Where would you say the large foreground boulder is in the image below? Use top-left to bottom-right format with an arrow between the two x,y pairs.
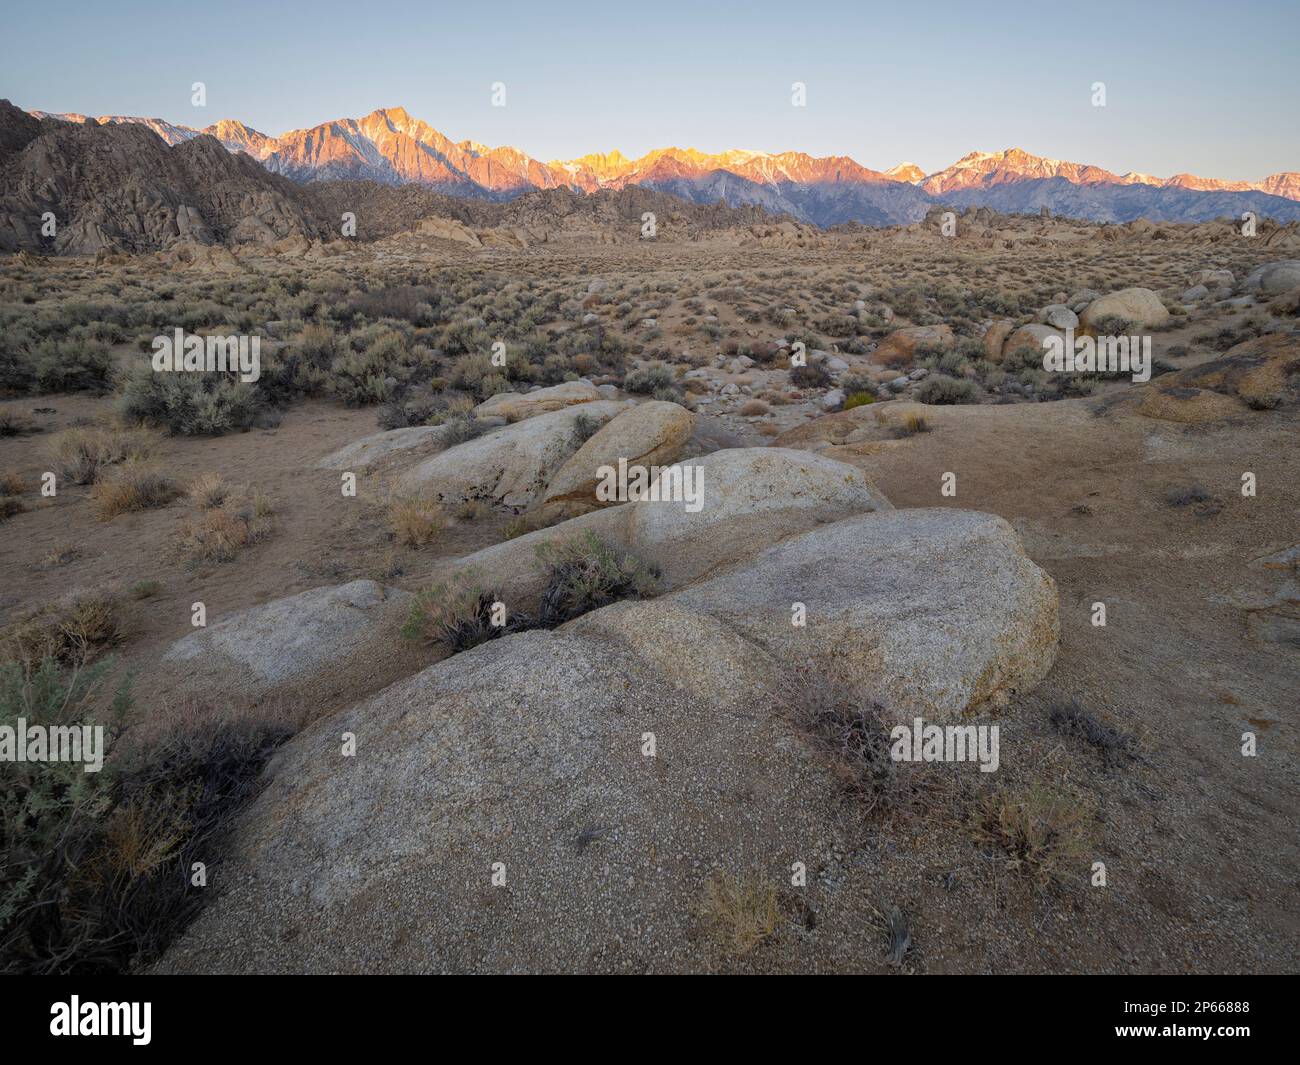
665,508 -> 1059,720
396,400 -> 631,509
155,627 -> 843,974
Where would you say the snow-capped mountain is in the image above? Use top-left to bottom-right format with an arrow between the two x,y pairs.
21,107 -> 1300,225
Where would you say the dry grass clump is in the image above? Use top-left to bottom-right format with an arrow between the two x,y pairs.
187,472 -> 231,510
402,570 -> 510,652
696,872 -> 782,958
47,423 -> 161,485
0,496 -> 24,522
0,470 -> 26,495
972,784 -> 1092,888
0,593 -> 124,666
454,499 -> 489,521
91,463 -> 181,521
387,496 -> 448,546
0,410 -> 37,436
737,399 -> 771,417
41,543 -> 80,567
177,486 -> 275,563
889,411 -> 931,437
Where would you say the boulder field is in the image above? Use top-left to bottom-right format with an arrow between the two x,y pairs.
155,436 -> 1059,973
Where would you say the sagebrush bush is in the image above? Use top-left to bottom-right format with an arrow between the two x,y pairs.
914,374 -> 978,405
178,492 -> 274,563
402,572 -> 511,651
789,362 -> 832,389
624,361 -> 675,395
47,423 -> 159,485
119,364 -> 261,435
187,472 -> 230,510
0,411 -> 36,437
534,532 -> 658,627
0,658 -> 288,974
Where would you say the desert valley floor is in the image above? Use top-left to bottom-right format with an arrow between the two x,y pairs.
2,217 -> 1298,973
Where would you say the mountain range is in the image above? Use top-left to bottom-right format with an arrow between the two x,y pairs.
11,102 -> 1300,238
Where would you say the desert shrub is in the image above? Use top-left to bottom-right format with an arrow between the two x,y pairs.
780,667 -> 943,817
843,392 -> 875,410
1,594 -> 123,667
387,497 -> 447,547
127,580 -> 162,601
91,464 -> 180,521
1,336 -> 115,395
914,374 -> 978,405
624,361 -> 675,395
47,424 -> 159,485
0,411 -> 36,436
346,285 -> 439,325
972,784 -> 1091,889
178,491 -> 274,563
839,372 -> 874,396
571,411 -> 602,446
119,365 -> 260,435
440,414 -> 489,446
1049,699 -> 1139,767
327,329 -> 415,406
0,497 -> 24,522
0,471 -> 25,495
447,353 -> 509,400
402,572 -> 511,652
789,362 -> 832,389
0,658 -> 288,974
534,532 -> 658,627
737,399 -> 770,417
1088,314 -> 1134,337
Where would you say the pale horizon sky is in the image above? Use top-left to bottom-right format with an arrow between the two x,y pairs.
2,0 -> 1297,180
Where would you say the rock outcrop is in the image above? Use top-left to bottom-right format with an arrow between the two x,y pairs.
540,400 -> 697,519
395,400 -> 632,509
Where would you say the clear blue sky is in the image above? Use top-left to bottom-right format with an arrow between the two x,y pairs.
3,0 -> 1296,179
